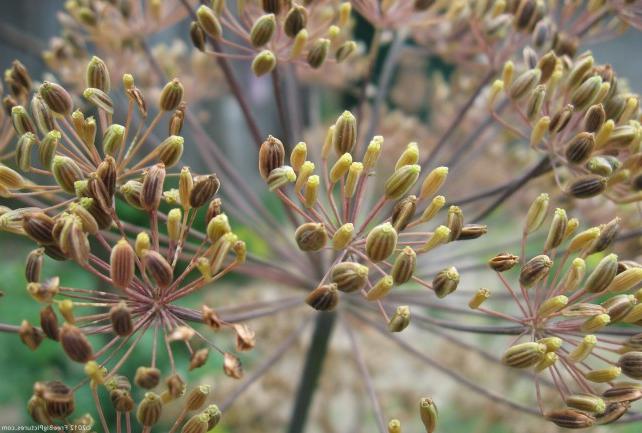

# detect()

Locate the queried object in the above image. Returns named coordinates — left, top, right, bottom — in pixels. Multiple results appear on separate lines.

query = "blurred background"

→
left=0, top=1, right=641, bottom=432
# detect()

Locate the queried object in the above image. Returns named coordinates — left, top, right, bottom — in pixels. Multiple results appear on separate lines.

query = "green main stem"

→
left=287, top=312, right=337, bottom=433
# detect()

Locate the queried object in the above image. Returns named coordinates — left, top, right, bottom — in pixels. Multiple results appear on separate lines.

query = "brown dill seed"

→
left=432, top=267, right=459, bottom=298
left=331, top=262, right=369, bottom=293
left=30, top=94, right=55, bottom=135
left=42, top=381, right=75, bottom=419
left=332, top=110, right=357, bottom=155
left=384, top=164, right=421, bottom=200
left=223, top=352, right=243, bottom=379
left=565, top=394, right=606, bottom=414
left=365, top=223, right=398, bottom=262
left=157, top=135, right=185, bottom=168
left=584, top=103, right=606, bottom=133
left=39, top=81, right=72, bottom=115
left=391, top=195, right=416, bottom=231
left=259, top=135, right=286, bottom=179
left=186, top=385, right=210, bottom=411
left=141, top=163, right=166, bottom=211
left=305, top=284, right=339, bottom=311
left=295, top=222, right=328, bottom=251
left=596, top=402, right=630, bottom=425
left=189, top=348, right=210, bottom=371
left=135, top=367, right=161, bottom=389
left=618, top=352, right=642, bottom=380
left=545, top=409, right=596, bottom=429
left=137, top=392, right=163, bottom=427
left=52, top=156, right=83, bottom=194
left=509, top=68, right=541, bottom=100
left=19, top=320, right=44, bottom=351
left=159, top=78, right=184, bottom=112
left=40, top=305, right=60, bottom=341
left=22, top=212, right=55, bottom=245
left=564, top=132, right=595, bottom=164
left=391, top=247, right=417, bottom=285
left=261, top=0, right=284, bottom=14
left=307, top=38, right=330, bottom=69
left=109, top=302, right=133, bottom=336
left=548, top=104, right=574, bottom=133
left=488, top=252, right=519, bottom=272
left=85, top=56, right=110, bottom=92
left=591, top=217, right=621, bottom=254
left=190, top=21, right=207, bottom=51
left=59, top=323, right=93, bottom=363
left=284, top=6, right=307, bottom=38
left=110, top=239, right=135, bottom=289
left=602, top=384, right=642, bottom=403
left=543, top=208, right=568, bottom=251
left=458, top=224, right=488, bottom=240
left=584, top=253, right=618, bottom=293
left=110, top=388, right=135, bottom=413
left=601, top=294, right=636, bottom=322
left=97, top=156, right=117, bottom=197
left=519, top=254, right=552, bottom=288
left=568, top=175, right=607, bottom=198
left=142, top=250, right=173, bottom=289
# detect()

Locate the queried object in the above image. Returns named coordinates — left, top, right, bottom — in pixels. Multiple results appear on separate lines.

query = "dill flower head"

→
left=0, top=59, right=253, bottom=421
left=188, top=1, right=358, bottom=76
left=479, top=193, right=642, bottom=427
left=259, top=110, right=486, bottom=328
left=489, top=49, right=642, bottom=204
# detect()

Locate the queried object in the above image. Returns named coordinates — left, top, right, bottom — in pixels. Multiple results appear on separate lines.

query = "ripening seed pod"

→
left=602, top=295, right=637, bottom=322
left=526, top=85, right=546, bottom=121
left=488, top=252, right=519, bottom=272
left=602, top=384, right=642, bottom=403
left=30, top=94, right=55, bottom=135
left=418, top=167, right=448, bottom=200
left=40, top=306, right=59, bottom=341
left=468, top=288, right=491, bottom=309
left=388, top=418, right=401, bottom=433
left=365, top=223, right=397, bottom=262
left=584, top=104, right=606, bottom=133
left=344, top=162, right=363, bottom=198
left=545, top=409, right=596, bottom=429
left=295, top=161, right=314, bottom=193
left=502, top=342, right=546, bottom=368
left=303, top=175, right=319, bottom=208
left=86, top=56, right=110, bottom=92
left=329, top=153, right=352, bottom=183
left=110, top=239, right=135, bottom=289
left=363, top=136, right=383, bottom=170
left=391, top=195, right=416, bottom=231
left=445, top=206, right=463, bottom=241
left=159, top=79, right=183, bottom=112
left=584, top=253, right=618, bottom=293
left=524, top=193, right=549, bottom=233
left=190, top=21, right=206, bottom=51
left=143, top=250, right=173, bottom=289
left=284, top=6, right=307, bottom=37
left=190, top=174, right=220, bottom=208
left=619, top=352, right=642, bottom=379
left=307, top=38, right=330, bottom=69
left=543, top=208, right=568, bottom=251
left=391, top=247, right=416, bottom=285
left=196, top=5, right=221, bottom=38
left=586, top=156, right=614, bottom=177
left=39, top=81, right=72, bottom=115
left=607, top=267, right=642, bottom=294
left=384, top=164, right=421, bottom=200
left=207, top=214, right=230, bottom=243
left=581, top=313, right=610, bottom=333
left=366, top=275, right=394, bottom=301
left=259, top=135, right=285, bottom=179
left=419, top=195, right=445, bottom=223
left=336, top=41, right=357, bottom=63
left=52, top=156, right=83, bottom=194
left=39, top=130, right=60, bottom=168
left=290, top=142, right=307, bottom=172
left=11, top=106, right=35, bottom=137
left=19, top=320, right=44, bottom=351
left=16, top=132, right=35, bottom=172
left=23, top=212, right=55, bottom=244
left=167, top=208, right=182, bottom=241
left=395, top=142, right=419, bottom=170
left=204, top=404, right=222, bottom=430
left=141, top=164, right=166, bottom=211
left=570, top=335, right=597, bottom=363
left=181, top=413, right=209, bottom=433
left=83, top=88, right=114, bottom=114
left=332, top=111, right=357, bottom=155
left=295, top=222, right=327, bottom=251
left=538, top=336, right=563, bottom=352
left=250, top=14, right=276, bottom=47
left=591, top=218, right=620, bottom=254
left=535, top=351, right=558, bottom=372
left=568, top=175, right=607, bottom=198
left=157, top=135, right=184, bottom=167
left=41, top=381, right=75, bottom=419
left=432, top=267, right=459, bottom=298
left=306, top=284, right=339, bottom=311
left=571, top=75, right=602, bottom=111
left=596, top=402, right=631, bottom=425
left=185, top=385, right=210, bottom=411
left=137, top=392, right=163, bottom=427
left=267, top=165, right=296, bottom=191
left=109, top=302, right=133, bottom=336
left=331, top=262, right=368, bottom=293
left=565, top=132, right=595, bottom=164
left=519, top=255, right=552, bottom=288
left=25, top=248, right=44, bottom=283
left=419, top=397, right=438, bottom=433
left=549, top=104, right=574, bottom=134
left=60, top=324, right=93, bottom=363
left=585, top=367, right=621, bottom=383
left=509, top=68, right=541, bottom=100
left=291, top=28, right=308, bottom=58
left=538, top=295, right=568, bottom=317
left=388, top=306, right=410, bottom=332
left=135, top=367, right=161, bottom=389
left=332, top=223, right=354, bottom=250
left=416, top=225, right=450, bottom=253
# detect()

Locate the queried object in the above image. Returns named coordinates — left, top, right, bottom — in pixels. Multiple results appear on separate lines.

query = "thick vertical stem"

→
left=287, top=312, right=337, bottom=433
